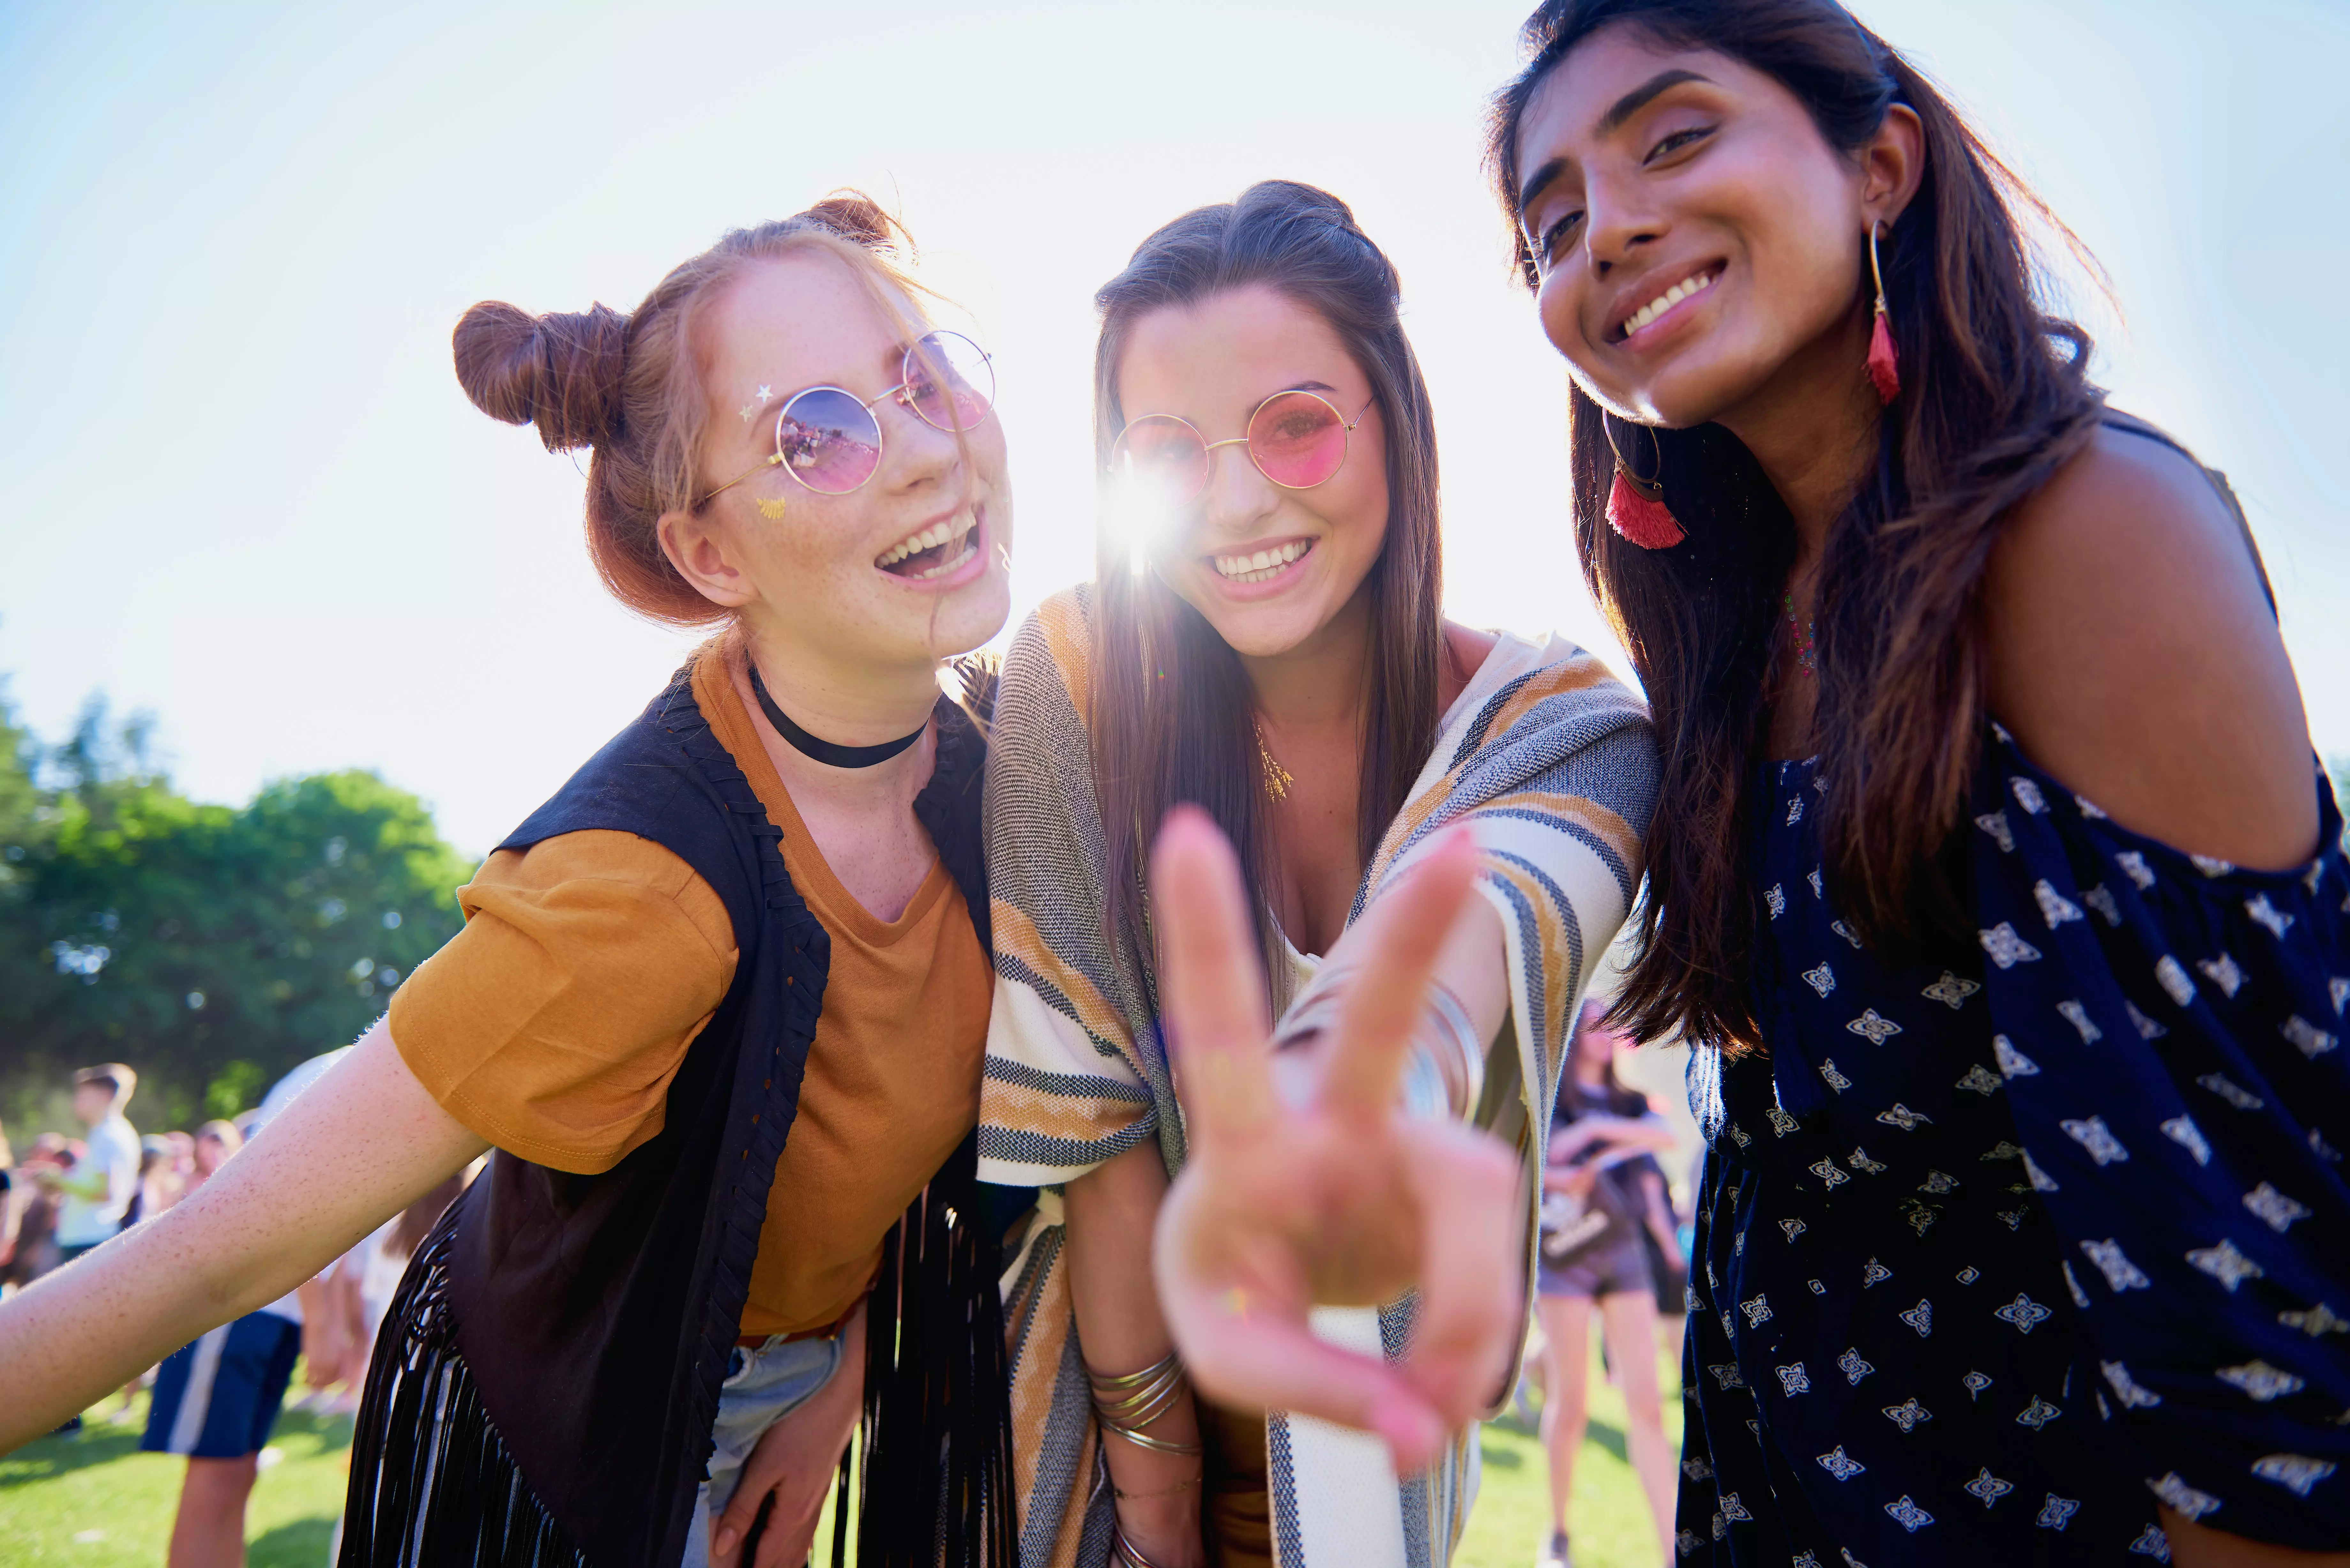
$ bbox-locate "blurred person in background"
[138,1053,338,1568]
[41,1064,141,1265]
[1488,0,2350,1560]
[1533,999,1680,1568]
[188,1121,242,1194]
[0,1120,17,1296]
[7,1133,72,1293]
[159,1131,199,1212]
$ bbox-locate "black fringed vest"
[342,660,1017,1568]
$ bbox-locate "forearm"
[1309,897,1509,1120]
[0,1021,486,1449]
[1065,1142,1203,1544]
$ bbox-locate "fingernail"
[714,1527,737,1557]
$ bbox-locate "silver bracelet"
[1418,980,1487,1119]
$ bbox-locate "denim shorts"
[678,1332,845,1568]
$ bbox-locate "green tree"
[1,696,471,1131]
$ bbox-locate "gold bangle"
[1113,1526,1180,1568]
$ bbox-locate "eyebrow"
[1515,68,1714,216]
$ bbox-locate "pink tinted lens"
[776,388,883,494]
[1114,415,1211,501]
[1247,392,1350,488]
[902,332,995,433]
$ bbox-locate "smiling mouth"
[1210,538,1314,585]
[876,506,981,580]
[1612,264,1723,343]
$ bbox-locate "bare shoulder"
[1983,421,2316,868]
[1440,620,1503,713]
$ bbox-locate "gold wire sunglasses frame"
[698,330,995,507]
[1110,388,1378,501]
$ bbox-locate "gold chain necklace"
[1253,720,1293,803]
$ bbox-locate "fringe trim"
[339,1200,587,1568]
[848,1129,1019,1567]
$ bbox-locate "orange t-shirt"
[388,648,989,1336]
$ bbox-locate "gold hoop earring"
[1866,220,1900,405]
[1601,415,1684,550]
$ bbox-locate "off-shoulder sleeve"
[387,829,739,1174]
[1971,728,2350,1547]
[977,592,1159,1188]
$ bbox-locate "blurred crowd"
[0,1057,471,1567]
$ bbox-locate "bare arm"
[1067,1142,1205,1568]
[0,1019,487,1450]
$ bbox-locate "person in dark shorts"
[1534,999,1681,1568]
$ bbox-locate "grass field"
[0,1340,1677,1568]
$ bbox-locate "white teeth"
[1623,268,1716,337]
[909,539,978,580]
[876,510,977,568]
[1211,539,1312,582]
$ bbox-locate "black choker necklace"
[748,663,926,769]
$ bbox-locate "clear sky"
[3,0,2344,854]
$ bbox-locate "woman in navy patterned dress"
[1485,1,2347,1562]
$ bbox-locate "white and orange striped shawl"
[979,586,1655,1568]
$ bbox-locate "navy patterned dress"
[1676,726,2350,1563]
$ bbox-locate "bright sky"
[3,0,2344,855]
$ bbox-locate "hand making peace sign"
[1148,807,1525,1472]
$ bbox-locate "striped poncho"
[978,586,1656,1568]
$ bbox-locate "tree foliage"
[0,688,471,1131]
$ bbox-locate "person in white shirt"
[42,1065,141,1263]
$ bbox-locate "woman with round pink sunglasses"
[978,180,1658,1568]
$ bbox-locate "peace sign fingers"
[1151,805,1277,1148]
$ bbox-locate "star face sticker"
[738,383,775,422]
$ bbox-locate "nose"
[877,392,961,493]
[1200,438,1278,538]
[1583,170,1667,281]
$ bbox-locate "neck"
[1238,584,1376,736]
[1714,301,1883,578]
[734,616,941,806]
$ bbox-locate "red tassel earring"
[1865,220,1900,405]
[1602,416,1685,550]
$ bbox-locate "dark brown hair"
[452,194,922,625]
[1089,181,1446,960]
[1486,0,2106,1051]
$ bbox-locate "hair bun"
[799,190,912,257]
[452,299,629,452]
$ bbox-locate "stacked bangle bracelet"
[1088,1348,1202,1457]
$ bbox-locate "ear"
[1862,103,1926,230]
[657,506,758,612]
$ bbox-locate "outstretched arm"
[0,1019,487,1450]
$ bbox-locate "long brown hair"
[451,193,926,625]
[1485,0,2107,1051]
[1089,181,1446,960]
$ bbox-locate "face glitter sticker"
[756,496,790,520]
[739,384,775,421]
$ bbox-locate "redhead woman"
[977,181,1657,1568]
[1487,2,2349,1564]
[0,198,1019,1568]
